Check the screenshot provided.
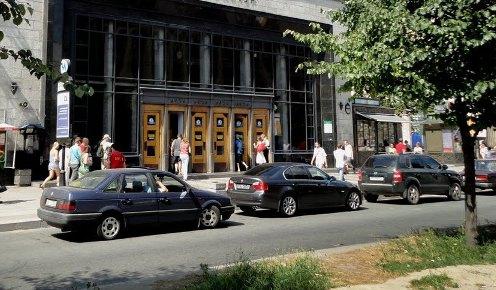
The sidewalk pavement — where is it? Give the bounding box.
[0,164,463,232]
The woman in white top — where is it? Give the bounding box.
[311,142,327,169]
[413,142,424,154]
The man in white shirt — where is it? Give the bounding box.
[333,144,346,181]
[344,140,354,173]
[310,142,327,169]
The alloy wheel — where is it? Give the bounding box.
[201,207,219,228]
[282,196,297,216]
[407,185,420,204]
[100,216,120,240]
[347,192,360,210]
[449,183,462,201]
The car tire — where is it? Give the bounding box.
[96,215,122,240]
[364,194,379,203]
[404,184,420,205]
[279,195,297,217]
[239,206,256,214]
[345,191,361,211]
[448,182,462,201]
[200,205,221,228]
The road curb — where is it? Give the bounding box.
[0,220,48,232]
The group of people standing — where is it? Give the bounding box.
[310,140,354,181]
[170,134,191,180]
[41,134,126,188]
[385,139,424,155]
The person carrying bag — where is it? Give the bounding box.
[78,146,93,178]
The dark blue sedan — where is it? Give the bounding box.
[37,168,234,240]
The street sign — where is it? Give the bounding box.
[56,91,70,139]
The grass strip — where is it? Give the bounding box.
[409,273,459,290]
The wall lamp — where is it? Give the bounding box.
[11,82,18,95]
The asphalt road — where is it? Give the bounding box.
[2,192,496,289]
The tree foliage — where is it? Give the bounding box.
[0,0,93,97]
[286,0,496,246]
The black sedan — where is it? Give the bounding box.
[226,163,362,216]
[37,168,234,240]
[473,159,496,190]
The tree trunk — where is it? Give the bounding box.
[458,114,478,247]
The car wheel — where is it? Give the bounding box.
[448,182,462,201]
[239,206,256,214]
[200,205,220,228]
[346,191,361,211]
[97,215,122,240]
[364,194,379,203]
[405,184,420,205]
[280,195,297,217]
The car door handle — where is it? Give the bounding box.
[159,198,171,205]
[121,198,133,205]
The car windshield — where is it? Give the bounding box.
[475,160,496,172]
[69,171,108,189]
[365,156,397,169]
[245,164,277,176]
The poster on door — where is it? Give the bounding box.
[442,130,453,153]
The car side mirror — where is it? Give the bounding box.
[441,164,448,170]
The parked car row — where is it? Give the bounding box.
[38,154,472,241]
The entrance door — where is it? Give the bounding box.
[213,109,229,172]
[234,112,249,169]
[191,110,208,173]
[142,105,162,169]
[252,109,270,163]
[167,107,186,172]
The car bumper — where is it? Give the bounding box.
[359,183,405,196]
[220,205,235,218]
[475,182,496,189]
[227,191,277,209]
[37,208,101,230]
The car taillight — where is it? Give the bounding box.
[226,179,235,191]
[57,200,76,212]
[393,170,403,184]
[476,175,488,182]
[357,170,363,183]
[251,181,269,192]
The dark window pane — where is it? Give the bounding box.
[291,91,305,103]
[212,34,222,46]
[411,156,425,169]
[177,29,188,42]
[76,15,89,29]
[213,47,233,87]
[290,57,305,91]
[89,32,105,76]
[115,21,127,34]
[190,44,201,84]
[75,60,88,75]
[191,31,201,43]
[291,104,307,150]
[140,24,152,37]
[76,45,88,60]
[76,30,88,45]
[114,94,138,153]
[115,35,139,78]
[90,17,102,31]
[274,102,290,151]
[128,22,139,36]
[421,156,440,169]
[140,38,157,80]
[254,53,273,89]
[167,41,189,83]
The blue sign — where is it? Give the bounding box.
[56,91,70,138]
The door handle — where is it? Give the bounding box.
[121,198,133,205]
[159,198,171,205]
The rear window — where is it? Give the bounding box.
[476,160,496,172]
[69,171,108,189]
[245,164,278,176]
[364,155,397,169]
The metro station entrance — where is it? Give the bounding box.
[142,104,163,169]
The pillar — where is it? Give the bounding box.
[103,21,114,135]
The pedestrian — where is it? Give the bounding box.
[480,142,489,159]
[404,140,412,152]
[80,137,89,152]
[69,137,82,181]
[179,138,191,180]
[333,144,346,181]
[109,143,126,169]
[344,140,354,172]
[41,142,61,188]
[310,142,327,169]
[78,145,93,178]
[97,134,112,169]
[171,134,183,175]
[235,135,249,172]
[261,133,270,162]
[58,144,70,186]
[395,138,406,154]
[386,143,396,154]
[413,142,424,154]
[254,136,267,165]
[0,149,7,193]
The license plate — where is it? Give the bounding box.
[45,199,57,207]
[236,184,251,190]
[369,177,384,181]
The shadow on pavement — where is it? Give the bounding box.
[476,190,496,196]
[375,195,463,205]
[237,206,368,218]
[52,220,244,243]
[0,199,31,205]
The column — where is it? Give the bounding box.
[240,40,251,89]
[276,45,290,153]
[103,21,114,135]
[154,28,165,82]
[200,34,211,87]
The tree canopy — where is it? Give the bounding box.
[1,0,93,97]
[286,0,496,245]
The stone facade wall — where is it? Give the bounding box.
[200,0,340,24]
[0,0,47,127]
